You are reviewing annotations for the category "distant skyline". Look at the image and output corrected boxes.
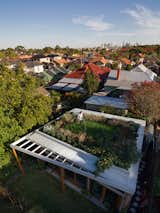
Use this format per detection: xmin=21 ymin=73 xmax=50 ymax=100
xmin=0 ymin=0 xmax=160 ymax=48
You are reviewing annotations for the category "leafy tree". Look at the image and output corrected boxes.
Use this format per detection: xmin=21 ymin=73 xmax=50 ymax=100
xmin=83 ymin=70 xmax=100 ymax=95
xmin=0 ymin=65 xmax=52 ymax=167
xmin=0 ymin=51 xmax=5 ymax=59
xmin=63 ymin=92 xmax=85 ymax=109
xmin=50 ymin=90 xmax=62 ymax=110
xmin=127 ymin=82 xmax=160 ymax=123
xmin=5 ymin=48 xmax=17 ymax=58
xmin=42 ymin=46 xmax=54 ymax=55
xmin=15 ymin=45 xmax=26 ymax=53
xmin=55 ymin=45 xmax=61 ymax=53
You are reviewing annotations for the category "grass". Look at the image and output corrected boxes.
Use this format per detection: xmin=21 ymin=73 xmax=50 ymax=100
xmin=1 ymin=164 xmax=105 ymax=213
xmin=43 ymin=112 xmax=139 ymax=170
xmin=65 ymin=120 xmax=116 ymax=142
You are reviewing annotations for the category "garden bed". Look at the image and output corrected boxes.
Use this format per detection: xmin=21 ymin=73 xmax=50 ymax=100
xmin=43 ymin=111 xmax=139 ymax=172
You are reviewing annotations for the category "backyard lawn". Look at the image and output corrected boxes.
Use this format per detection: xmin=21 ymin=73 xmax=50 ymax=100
xmin=1 ymin=165 xmax=104 ymax=213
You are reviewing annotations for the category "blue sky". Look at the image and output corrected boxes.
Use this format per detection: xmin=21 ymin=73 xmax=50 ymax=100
xmin=0 ymin=0 xmax=160 ymax=48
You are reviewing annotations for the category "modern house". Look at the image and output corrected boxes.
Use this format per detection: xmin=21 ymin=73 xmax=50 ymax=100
xmin=85 ymin=64 xmax=157 ymax=112
xmin=50 ymin=63 xmax=110 ymax=92
xmin=10 ymin=108 xmax=146 ymax=211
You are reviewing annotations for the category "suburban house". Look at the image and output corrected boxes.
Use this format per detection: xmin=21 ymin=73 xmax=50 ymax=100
xmin=17 ymin=54 xmax=32 ymax=60
xmin=39 ymin=57 xmax=51 ymax=64
xmin=53 ymin=58 xmax=70 ymax=67
xmin=120 ymin=58 xmax=135 ymax=68
xmin=10 ymin=108 xmax=146 ymax=211
xmin=88 ymin=57 xmax=108 ymax=67
xmin=85 ymin=64 xmax=157 ymax=112
xmin=6 ymin=60 xmax=20 ymax=70
xmin=50 ymin=63 xmax=110 ymax=92
xmin=23 ymin=61 xmax=44 ymax=73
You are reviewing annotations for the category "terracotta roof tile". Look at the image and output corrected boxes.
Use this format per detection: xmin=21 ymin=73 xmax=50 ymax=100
xmin=65 ymin=63 xmax=110 ymax=81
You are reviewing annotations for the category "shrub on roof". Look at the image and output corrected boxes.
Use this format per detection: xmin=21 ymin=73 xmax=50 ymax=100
xmin=42 ymin=112 xmax=139 ymax=172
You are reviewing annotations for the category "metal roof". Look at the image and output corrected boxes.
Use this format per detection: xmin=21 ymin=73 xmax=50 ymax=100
xmin=85 ymin=95 xmax=128 ymax=109
xmin=10 ymin=109 xmax=146 ymax=195
xmin=105 ymin=66 xmax=154 ymax=90
xmin=59 ymin=77 xmax=83 ymax=85
xmin=131 ymin=64 xmax=157 ymax=80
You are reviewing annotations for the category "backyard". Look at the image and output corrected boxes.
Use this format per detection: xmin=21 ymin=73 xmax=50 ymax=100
xmin=0 ymin=160 xmax=105 ymax=213
xmin=43 ymin=112 xmax=139 ymax=171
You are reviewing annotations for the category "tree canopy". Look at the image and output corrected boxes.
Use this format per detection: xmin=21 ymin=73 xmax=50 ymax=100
xmin=127 ymin=81 xmax=160 ymax=123
xmin=0 ymin=65 xmax=52 ymax=167
xmin=83 ymin=70 xmax=100 ymax=95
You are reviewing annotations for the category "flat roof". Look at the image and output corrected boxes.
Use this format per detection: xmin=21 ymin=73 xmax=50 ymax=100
xmin=10 ymin=109 xmax=146 ymax=195
xmin=85 ymin=95 xmax=128 ymax=109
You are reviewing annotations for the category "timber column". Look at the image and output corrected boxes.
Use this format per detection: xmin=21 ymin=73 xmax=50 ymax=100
xmin=100 ymin=186 xmax=107 ymax=203
xmin=60 ymin=167 xmax=65 ymax=192
xmin=12 ymin=148 xmax=25 ymax=175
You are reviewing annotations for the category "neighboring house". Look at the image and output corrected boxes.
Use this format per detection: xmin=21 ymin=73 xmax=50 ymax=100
xmin=120 ymin=58 xmax=135 ymax=68
xmin=6 ymin=60 xmax=20 ymax=70
xmin=54 ymin=58 xmax=70 ymax=67
xmin=24 ymin=61 xmax=44 ymax=73
xmin=18 ymin=54 xmax=32 ymax=60
xmin=88 ymin=57 xmax=108 ymax=67
xmin=39 ymin=57 xmax=51 ymax=63
xmin=85 ymin=64 xmax=156 ymax=111
xmin=131 ymin=64 xmax=157 ymax=81
xmin=50 ymin=63 xmax=110 ymax=92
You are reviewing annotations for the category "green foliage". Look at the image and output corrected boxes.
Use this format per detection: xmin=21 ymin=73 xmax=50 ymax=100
xmin=101 ymin=106 xmax=126 ymax=116
xmin=127 ymin=82 xmax=160 ymax=123
xmin=155 ymin=176 xmax=160 ymax=196
xmin=43 ymin=113 xmax=139 ymax=171
xmin=83 ymin=70 xmax=100 ymax=95
xmin=50 ymin=90 xmax=62 ymax=110
xmin=67 ymin=63 xmax=81 ymax=71
xmin=0 ymin=65 xmax=52 ymax=167
xmin=63 ymin=92 xmax=86 ymax=109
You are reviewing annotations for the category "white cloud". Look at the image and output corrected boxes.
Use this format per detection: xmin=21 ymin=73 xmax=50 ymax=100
xmin=72 ymin=15 xmax=113 ymax=31
xmin=97 ymin=32 xmax=135 ymax=37
xmin=123 ymin=5 xmax=160 ymax=29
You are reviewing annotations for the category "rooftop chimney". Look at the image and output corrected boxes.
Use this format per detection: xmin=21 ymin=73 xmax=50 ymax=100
xmin=117 ymin=62 xmax=122 ymax=80
xmin=117 ymin=69 xmax=121 ymax=80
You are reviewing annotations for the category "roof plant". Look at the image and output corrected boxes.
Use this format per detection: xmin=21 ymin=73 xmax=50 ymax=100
xmin=43 ymin=112 xmax=139 ymax=172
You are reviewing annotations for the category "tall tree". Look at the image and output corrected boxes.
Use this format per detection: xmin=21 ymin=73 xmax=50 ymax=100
xmin=83 ymin=70 xmax=100 ymax=95
xmin=127 ymin=82 xmax=160 ymax=124
xmin=0 ymin=65 xmax=52 ymax=167
xmin=15 ymin=45 xmax=26 ymax=53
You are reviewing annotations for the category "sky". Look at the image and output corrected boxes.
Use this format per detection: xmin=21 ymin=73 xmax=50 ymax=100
xmin=0 ymin=0 xmax=160 ymax=48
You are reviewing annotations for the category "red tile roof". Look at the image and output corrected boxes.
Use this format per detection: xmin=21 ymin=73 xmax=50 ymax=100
xmin=65 ymin=63 xmax=110 ymax=81
xmin=121 ymin=58 xmax=131 ymax=65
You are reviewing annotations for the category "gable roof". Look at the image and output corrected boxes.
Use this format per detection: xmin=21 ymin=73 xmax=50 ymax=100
xmin=65 ymin=63 xmax=110 ymax=80
xmin=131 ymin=64 xmax=157 ymax=80
xmin=121 ymin=58 xmax=131 ymax=65
xmin=105 ymin=65 xmax=156 ymax=90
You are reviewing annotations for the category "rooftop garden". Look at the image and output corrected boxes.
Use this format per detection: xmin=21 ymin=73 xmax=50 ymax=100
xmin=43 ymin=112 xmax=139 ymax=172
